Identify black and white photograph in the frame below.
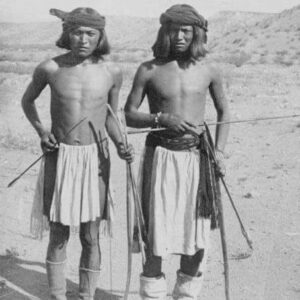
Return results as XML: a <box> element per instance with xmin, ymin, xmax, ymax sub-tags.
<box><xmin>0</xmin><ymin>0</ymin><xmax>299</xmax><ymax>299</ymax></box>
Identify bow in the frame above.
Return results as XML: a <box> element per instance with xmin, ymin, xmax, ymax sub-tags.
<box><xmin>203</xmin><ymin>122</ymin><xmax>253</xmax><ymax>300</ymax></box>
<box><xmin>106</xmin><ymin>104</ymin><xmax>148</xmax><ymax>300</ymax></box>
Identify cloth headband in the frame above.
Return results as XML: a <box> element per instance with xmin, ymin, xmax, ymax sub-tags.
<box><xmin>160</xmin><ymin>4</ymin><xmax>208</xmax><ymax>31</ymax></box>
<box><xmin>50</xmin><ymin>8</ymin><xmax>106</xmax><ymax>30</ymax></box>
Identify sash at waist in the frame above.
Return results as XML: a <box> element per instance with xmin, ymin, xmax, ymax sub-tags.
<box><xmin>145</xmin><ymin>132</ymin><xmax>203</xmax><ymax>151</ymax></box>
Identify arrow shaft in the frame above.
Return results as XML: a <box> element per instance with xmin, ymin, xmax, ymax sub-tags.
<box><xmin>127</xmin><ymin>114</ymin><xmax>300</xmax><ymax>135</ymax></box>
<box><xmin>7</xmin><ymin>117</ymin><xmax>87</xmax><ymax>188</ymax></box>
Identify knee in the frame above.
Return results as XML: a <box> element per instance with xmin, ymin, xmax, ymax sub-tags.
<box><xmin>48</xmin><ymin>222</ymin><xmax>69</xmax><ymax>248</ymax></box>
<box><xmin>80</xmin><ymin>230</ymin><xmax>99</xmax><ymax>249</ymax></box>
<box><xmin>47</xmin><ymin>223</ymin><xmax>69</xmax><ymax>262</ymax></box>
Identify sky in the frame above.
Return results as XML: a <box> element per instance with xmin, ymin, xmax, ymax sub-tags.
<box><xmin>0</xmin><ymin>0</ymin><xmax>299</xmax><ymax>22</ymax></box>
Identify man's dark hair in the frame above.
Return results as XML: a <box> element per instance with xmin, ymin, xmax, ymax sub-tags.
<box><xmin>152</xmin><ymin>24</ymin><xmax>207</xmax><ymax>60</ymax></box>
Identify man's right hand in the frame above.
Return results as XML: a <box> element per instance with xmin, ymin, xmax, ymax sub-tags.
<box><xmin>40</xmin><ymin>132</ymin><xmax>58</xmax><ymax>153</ymax></box>
<box><xmin>159</xmin><ymin>113</ymin><xmax>197</xmax><ymax>134</ymax></box>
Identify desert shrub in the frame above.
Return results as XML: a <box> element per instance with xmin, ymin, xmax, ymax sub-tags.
<box><xmin>258</xmin><ymin>56</ymin><xmax>267</xmax><ymax>64</ymax></box>
<box><xmin>273</xmin><ymin>55</ymin><xmax>293</xmax><ymax>66</ymax></box>
<box><xmin>224</xmin><ymin>51</ymin><xmax>251</xmax><ymax>67</ymax></box>
<box><xmin>0</xmin><ymin>49</ymin><xmax>57</xmax><ymax>63</ymax></box>
<box><xmin>0</xmin><ymin>130</ymin><xmax>38</xmax><ymax>152</ymax></box>
<box><xmin>233</xmin><ymin>38</ymin><xmax>242</xmax><ymax>44</ymax></box>
<box><xmin>281</xmin><ymin>60</ymin><xmax>293</xmax><ymax>66</ymax></box>
<box><xmin>0</xmin><ymin>62</ymin><xmax>34</xmax><ymax>74</ymax></box>
<box><xmin>276</xmin><ymin>50</ymin><xmax>288</xmax><ymax>56</ymax></box>
<box><xmin>260</xmin><ymin>50</ymin><xmax>268</xmax><ymax>56</ymax></box>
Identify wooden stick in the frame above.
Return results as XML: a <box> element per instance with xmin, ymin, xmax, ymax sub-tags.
<box><xmin>205</xmin><ymin>139</ymin><xmax>253</xmax><ymax>251</ymax></box>
<box><xmin>218</xmin><ymin>192</ymin><xmax>231</xmax><ymax>300</ymax></box>
<box><xmin>203</xmin><ymin>131</ymin><xmax>231</xmax><ymax>300</ymax></box>
<box><xmin>220</xmin><ymin>176</ymin><xmax>253</xmax><ymax>250</ymax></box>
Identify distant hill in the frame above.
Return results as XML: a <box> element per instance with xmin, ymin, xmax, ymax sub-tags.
<box><xmin>208</xmin><ymin>5</ymin><xmax>300</xmax><ymax>65</ymax></box>
<box><xmin>0</xmin><ymin>5</ymin><xmax>299</xmax><ymax>65</ymax></box>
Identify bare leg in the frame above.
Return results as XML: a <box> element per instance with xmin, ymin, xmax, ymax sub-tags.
<box><xmin>46</xmin><ymin>222</ymin><xmax>70</xmax><ymax>300</ymax></box>
<box><xmin>79</xmin><ymin>219</ymin><xmax>101</xmax><ymax>300</ymax></box>
<box><xmin>180</xmin><ymin>249</ymin><xmax>205</xmax><ymax>277</ymax></box>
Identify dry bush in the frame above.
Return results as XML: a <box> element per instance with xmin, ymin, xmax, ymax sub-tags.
<box><xmin>258</xmin><ymin>56</ymin><xmax>267</xmax><ymax>64</ymax></box>
<box><xmin>0</xmin><ymin>62</ymin><xmax>35</xmax><ymax>74</ymax></box>
<box><xmin>0</xmin><ymin>48</ymin><xmax>58</xmax><ymax>63</ymax></box>
<box><xmin>0</xmin><ymin>129</ymin><xmax>38</xmax><ymax>152</ymax></box>
<box><xmin>275</xmin><ymin>50</ymin><xmax>288</xmax><ymax>56</ymax></box>
<box><xmin>224</xmin><ymin>51</ymin><xmax>252</xmax><ymax>67</ymax></box>
<box><xmin>233</xmin><ymin>38</ymin><xmax>242</xmax><ymax>44</ymax></box>
<box><xmin>273</xmin><ymin>54</ymin><xmax>294</xmax><ymax>66</ymax></box>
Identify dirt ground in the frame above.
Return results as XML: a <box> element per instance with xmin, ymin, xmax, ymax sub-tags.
<box><xmin>0</xmin><ymin>64</ymin><xmax>299</xmax><ymax>300</ymax></box>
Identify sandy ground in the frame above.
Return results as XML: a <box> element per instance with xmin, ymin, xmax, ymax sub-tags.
<box><xmin>0</xmin><ymin>64</ymin><xmax>300</xmax><ymax>300</ymax></box>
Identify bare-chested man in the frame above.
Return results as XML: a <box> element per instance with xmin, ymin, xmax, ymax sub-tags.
<box><xmin>22</xmin><ymin>7</ymin><xmax>133</xmax><ymax>300</ymax></box>
<box><xmin>125</xmin><ymin>4</ymin><xmax>230</xmax><ymax>299</ymax></box>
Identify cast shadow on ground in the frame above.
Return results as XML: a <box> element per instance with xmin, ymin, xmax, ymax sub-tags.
<box><xmin>0</xmin><ymin>254</ymin><xmax>121</xmax><ymax>300</ymax></box>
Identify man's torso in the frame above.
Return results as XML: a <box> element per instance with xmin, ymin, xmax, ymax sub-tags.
<box><xmin>46</xmin><ymin>55</ymin><xmax>115</xmax><ymax>145</ymax></box>
<box><xmin>146</xmin><ymin>59</ymin><xmax>213</xmax><ymax>131</ymax></box>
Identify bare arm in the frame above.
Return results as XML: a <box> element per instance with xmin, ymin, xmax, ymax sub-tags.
<box><xmin>105</xmin><ymin>65</ymin><xmax>133</xmax><ymax>161</ymax></box>
<box><xmin>125</xmin><ymin>64</ymin><xmax>157</xmax><ymax>128</ymax></box>
<box><xmin>209</xmin><ymin>66</ymin><xmax>230</xmax><ymax>152</ymax></box>
<box><xmin>22</xmin><ymin>61</ymin><xmax>57</xmax><ymax>151</ymax></box>
<box><xmin>22</xmin><ymin>63</ymin><xmax>49</xmax><ymax>137</ymax></box>
<box><xmin>105</xmin><ymin>65</ymin><xmax>124</xmax><ymax>146</ymax></box>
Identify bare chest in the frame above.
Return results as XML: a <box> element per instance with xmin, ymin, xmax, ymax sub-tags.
<box><xmin>148</xmin><ymin>63</ymin><xmax>210</xmax><ymax>100</ymax></box>
<box><xmin>49</xmin><ymin>65</ymin><xmax>112</xmax><ymax>102</ymax></box>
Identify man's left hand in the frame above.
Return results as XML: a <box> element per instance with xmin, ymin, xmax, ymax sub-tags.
<box><xmin>117</xmin><ymin>143</ymin><xmax>135</xmax><ymax>163</ymax></box>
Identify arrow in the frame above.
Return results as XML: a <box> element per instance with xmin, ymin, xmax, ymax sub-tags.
<box><xmin>7</xmin><ymin>117</ymin><xmax>87</xmax><ymax>188</ymax></box>
<box><xmin>127</xmin><ymin>113</ymin><xmax>300</xmax><ymax>135</ymax></box>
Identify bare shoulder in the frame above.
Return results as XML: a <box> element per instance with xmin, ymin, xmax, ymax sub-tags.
<box><xmin>36</xmin><ymin>55</ymin><xmax>61</xmax><ymax>73</ymax></box>
<box><xmin>32</xmin><ymin>58</ymin><xmax>59</xmax><ymax>82</ymax></box>
<box><xmin>135</xmin><ymin>59</ymin><xmax>156</xmax><ymax>80</ymax></box>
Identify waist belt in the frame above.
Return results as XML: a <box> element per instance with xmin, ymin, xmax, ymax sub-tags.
<box><xmin>145</xmin><ymin>133</ymin><xmax>201</xmax><ymax>151</ymax></box>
